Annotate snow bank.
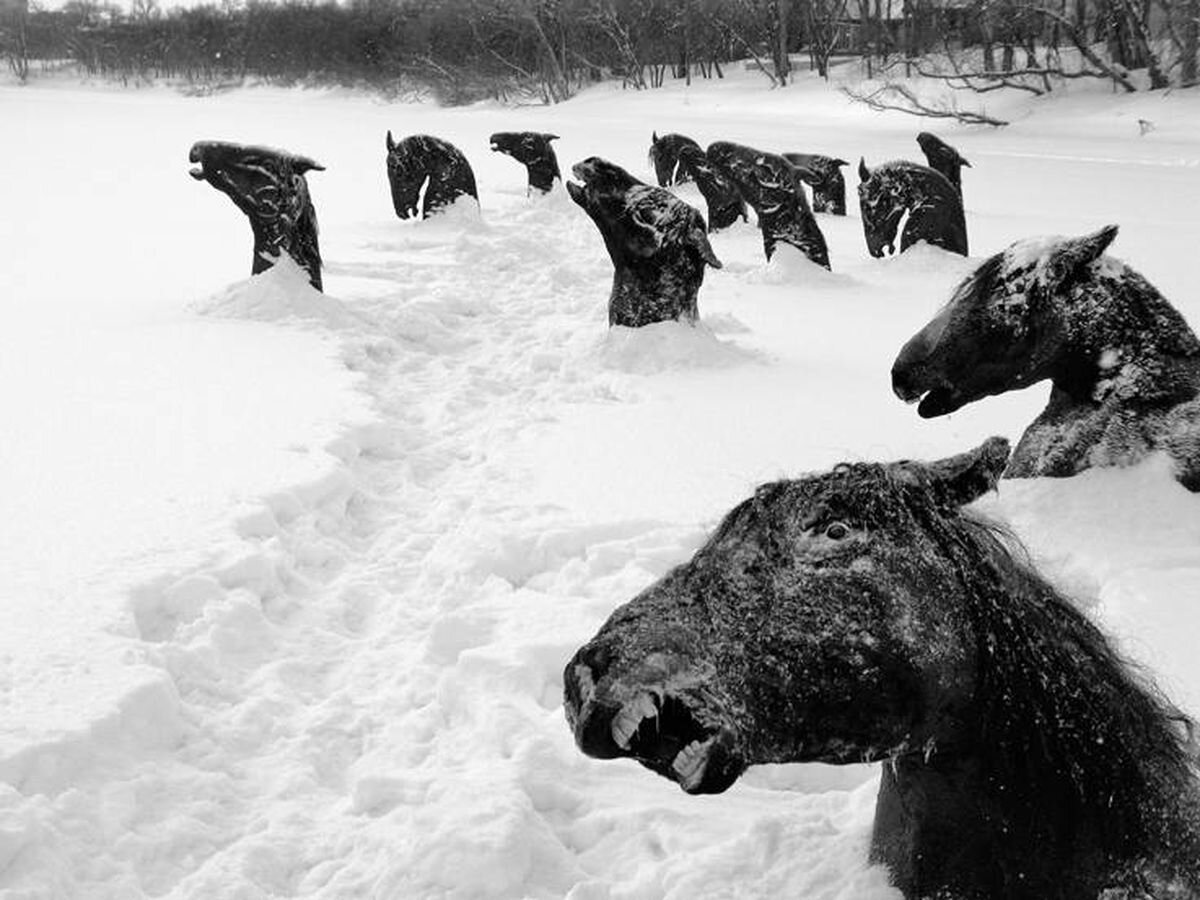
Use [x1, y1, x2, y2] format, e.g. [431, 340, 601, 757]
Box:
[2, 66, 1200, 899]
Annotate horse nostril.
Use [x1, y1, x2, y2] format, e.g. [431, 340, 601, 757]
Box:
[580, 642, 615, 678]
[564, 644, 612, 721]
[892, 366, 920, 402]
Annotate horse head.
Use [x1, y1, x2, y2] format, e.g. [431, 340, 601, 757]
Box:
[784, 153, 848, 215]
[648, 132, 699, 187]
[891, 226, 1121, 418]
[189, 140, 325, 288]
[385, 130, 431, 219]
[857, 158, 907, 257]
[489, 131, 558, 166]
[189, 140, 323, 227]
[707, 141, 806, 216]
[563, 438, 1010, 794]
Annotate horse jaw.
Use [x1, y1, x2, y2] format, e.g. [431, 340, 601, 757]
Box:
[564, 658, 747, 794]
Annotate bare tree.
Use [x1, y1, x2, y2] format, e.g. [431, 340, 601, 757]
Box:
[0, 0, 29, 82]
[773, 0, 790, 83]
[1178, 0, 1198, 85]
[803, 0, 849, 78]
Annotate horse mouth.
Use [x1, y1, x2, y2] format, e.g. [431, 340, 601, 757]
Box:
[570, 681, 743, 794]
[188, 145, 208, 180]
[569, 161, 595, 185]
[914, 387, 965, 418]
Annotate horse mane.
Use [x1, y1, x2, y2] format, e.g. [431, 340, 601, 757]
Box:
[925, 500, 1200, 886]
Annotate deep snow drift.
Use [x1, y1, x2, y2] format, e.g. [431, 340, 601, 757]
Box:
[2, 65, 1200, 898]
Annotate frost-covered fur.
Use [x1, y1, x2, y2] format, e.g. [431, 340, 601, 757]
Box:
[648, 131, 701, 187]
[566, 157, 721, 328]
[489, 131, 561, 195]
[857, 158, 968, 257]
[706, 141, 831, 268]
[564, 437, 1200, 899]
[675, 144, 747, 232]
[188, 140, 325, 291]
[385, 131, 478, 220]
[916, 131, 970, 197]
[783, 152, 849, 215]
[892, 226, 1200, 490]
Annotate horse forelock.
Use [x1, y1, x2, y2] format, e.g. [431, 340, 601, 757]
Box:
[713, 463, 968, 551]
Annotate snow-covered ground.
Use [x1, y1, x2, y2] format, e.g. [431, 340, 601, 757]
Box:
[2, 65, 1200, 898]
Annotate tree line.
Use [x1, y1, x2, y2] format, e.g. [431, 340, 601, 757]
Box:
[2, 0, 1196, 103]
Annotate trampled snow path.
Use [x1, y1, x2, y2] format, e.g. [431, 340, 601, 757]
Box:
[1, 192, 892, 898]
[8, 74, 1200, 900]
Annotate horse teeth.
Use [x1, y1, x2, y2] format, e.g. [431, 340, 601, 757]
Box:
[572, 664, 596, 703]
[672, 737, 715, 791]
[611, 693, 658, 750]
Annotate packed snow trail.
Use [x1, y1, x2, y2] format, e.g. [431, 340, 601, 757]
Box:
[7, 75, 1200, 900]
[2, 192, 895, 898]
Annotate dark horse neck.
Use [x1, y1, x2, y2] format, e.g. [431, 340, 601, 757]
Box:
[757, 202, 830, 269]
[872, 755, 1116, 899]
[1049, 267, 1200, 408]
[526, 160, 560, 194]
[250, 217, 323, 292]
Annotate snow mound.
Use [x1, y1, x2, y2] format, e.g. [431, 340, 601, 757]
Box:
[192, 255, 366, 330]
[592, 320, 764, 373]
[757, 243, 854, 286]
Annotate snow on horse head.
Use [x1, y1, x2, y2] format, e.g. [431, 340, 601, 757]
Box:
[706, 140, 831, 268]
[857, 158, 968, 258]
[648, 131, 701, 188]
[892, 225, 1200, 490]
[385, 131, 478, 220]
[674, 143, 747, 233]
[563, 437, 1200, 899]
[566, 156, 721, 329]
[489, 131, 561, 195]
[783, 151, 849, 216]
[188, 140, 326, 291]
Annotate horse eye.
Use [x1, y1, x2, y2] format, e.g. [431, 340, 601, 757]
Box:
[824, 522, 850, 540]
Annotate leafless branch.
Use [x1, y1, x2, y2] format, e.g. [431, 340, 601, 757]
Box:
[841, 83, 1009, 127]
[913, 65, 1045, 95]
[1028, 6, 1138, 93]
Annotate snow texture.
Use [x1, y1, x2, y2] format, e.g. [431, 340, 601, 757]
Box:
[4, 64, 1200, 899]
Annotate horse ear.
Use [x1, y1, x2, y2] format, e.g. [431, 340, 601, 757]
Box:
[787, 159, 817, 183]
[1044, 225, 1119, 289]
[858, 157, 870, 182]
[652, 131, 659, 143]
[832, 158, 849, 168]
[923, 436, 1011, 507]
[546, 133, 560, 142]
[292, 155, 325, 174]
[386, 131, 396, 152]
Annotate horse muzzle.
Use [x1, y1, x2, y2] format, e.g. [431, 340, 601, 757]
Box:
[563, 651, 746, 794]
